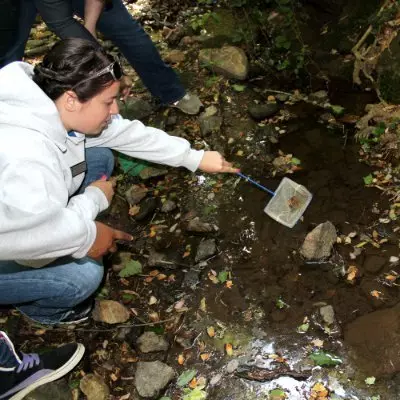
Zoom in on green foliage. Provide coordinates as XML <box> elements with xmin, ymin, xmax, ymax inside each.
<box><xmin>309</xmin><ymin>351</ymin><xmax>342</xmax><ymax>366</ymax></box>
<box><xmin>190</xmin><ymin>11</ymin><xmax>220</xmax><ymax>32</ymax></box>
<box><xmin>118</xmin><ymin>260</ymin><xmax>143</xmax><ymax>278</ymax></box>
<box><xmin>177</xmin><ymin>370</ymin><xmax>197</xmax><ymax>387</ymax></box>
<box><xmin>359</xmin><ymin>122</ymin><xmax>386</xmax><ymax>146</ymax></box>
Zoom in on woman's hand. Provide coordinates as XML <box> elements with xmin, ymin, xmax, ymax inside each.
<box><xmin>89</xmin><ymin>177</ymin><xmax>116</xmax><ymax>204</ymax></box>
<box><xmin>87</xmin><ymin>221</ymin><xmax>133</xmax><ymax>259</ymax></box>
<box><xmin>198</xmin><ymin>151</ymin><xmax>240</xmax><ymax>174</ymax></box>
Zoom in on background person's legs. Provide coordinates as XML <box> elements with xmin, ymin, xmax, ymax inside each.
<box><xmin>33</xmin><ymin>0</ymin><xmax>94</xmax><ymax>40</ymax></box>
<box><xmin>0</xmin><ymin>0</ymin><xmax>37</xmax><ymax>68</ymax></box>
<box><xmin>72</xmin><ymin>0</ymin><xmax>186</xmax><ymax>104</ymax></box>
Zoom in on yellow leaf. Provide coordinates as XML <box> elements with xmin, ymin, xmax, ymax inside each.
<box><xmin>370</xmin><ymin>290</ymin><xmax>383</xmax><ymax>299</ymax></box>
<box><xmin>178</xmin><ymin>354</ymin><xmax>185</xmax><ymax>365</ymax></box>
<box><xmin>207</xmin><ymin>326</ymin><xmax>215</xmax><ymax>337</ymax></box>
<box><xmin>225</xmin><ymin>280</ymin><xmax>233</xmax><ymax>289</ymax></box>
<box><xmin>346</xmin><ymin>265</ymin><xmax>358</xmax><ymax>281</ymax></box>
<box><xmin>144</xmin><ymin>276</ymin><xmax>154</xmax><ymax>283</ymax></box>
<box><xmin>372</xmin><ymin>230</ymin><xmax>379</xmax><ymax>240</ymax></box>
<box><xmin>267</xmin><ymin>95</ymin><xmax>276</xmax><ymax>102</ymax></box>
<box><xmin>311</xmin><ymin>339</ymin><xmax>324</xmax><ymax>348</ymax></box>
<box><xmin>236</xmin><ymin>150</ymin><xmax>244</xmax><ymax>156</ymax></box>
<box><xmin>149</xmin><ymin>270</ymin><xmax>160</xmax><ymax>276</ymax></box>
<box><xmin>385</xmin><ymin>275</ymin><xmax>397</xmax><ymax>282</ymax></box>
<box><xmin>149</xmin><ymin>230</ymin><xmax>156</xmax><ymax>238</ymax></box>
<box><xmin>182</xmin><ymin>251</ymin><xmax>191</xmax><ymax>258</ymax></box>
<box><xmin>200</xmin><ymin>353</ymin><xmax>210</xmax><ymax>361</ymax></box>
<box><xmin>148</xmin><ymin>312</ymin><xmax>160</xmax><ymax>322</ymax></box>
<box><xmin>355</xmin><ymin>241</ymin><xmax>368</xmax><ymax>248</ymax></box>
<box><xmin>157</xmin><ymin>273</ymin><xmax>167</xmax><ymax>281</ymax></box>
<box><xmin>225</xmin><ymin>343</ymin><xmax>233</xmax><ymax>356</ymax></box>
<box><xmin>199</xmin><ymin>297</ymin><xmax>207</xmax><ymax>312</ymax></box>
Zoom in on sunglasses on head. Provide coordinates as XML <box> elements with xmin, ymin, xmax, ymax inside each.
<box><xmin>72</xmin><ymin>59</ymin><xmax>123</xmax><ymax>89</ymax></box>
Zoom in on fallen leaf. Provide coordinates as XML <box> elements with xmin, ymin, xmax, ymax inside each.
<box><xmin>365</xmin><ymin>376</ymin><xmax>376</xmax><ymax>385</ymax></box>
<box><xmin>346</xmin><ymin>265</ymin><xmax>359</xmax><ymax>282</ymax></box>
<box><xmin>199</xmin><ymin>297</ymin><xmax>207</xmax><ymax>312</ymax></box>
<box><xmin>189</xmin><ymin>377</ymin><xmax>197</xmax><ymax>389</ymax></box>
<box><xmin>310</xmin><ymin>382</ymin><xmax>329</xmax><ymax>399</ymax></box>
<box><xmin>311</xmin><ymin>339</ymin><xmax>324</xmax><ymax>348</ymax></box>
<box><xmin>177</xmin><ymin>369</ymin><xmax>197</xmax><ymax>387</ymax></box>
<box><xmin>148</xmin><ymin>312</ymin><xmax>160</xmax><ymax>322</ymax></box>
<box><xmin>119</xmin><ymin>260</ymin><xmax>143</xmax><ymax>278</ymax></box>
<box><xmin>225</xmin><ymin>280</ymin><xmax>233</xmax><ymax>289</ymax></box>
<box><xmin>370</xmin><ymin>290</ymin><xmax>383</xmax><ymax>299</ymax></box>
<box><xmin>309</xmin><ymin>351</ymin><xmax>342</xmax><ymax>366</ymax></box>
<box><xmin>225</xmin><ymin>343</ymin><xmax>233</xmax><ymax>356</ymax></box>
<box><xmin>178</xmin><ymin>354</ymin><xmax>185</xmax><ymax>365</ymax></box>
<box><xmin>157</xmin><ymin>273</ymin><xmax>167</xmax><ymax>281</ymax></box>
<box><xmin>175</xmin><ymin>299</ymin><xmax>186</xmax><ymax>310</ymax></box>
<box><xmin>207</xmin><ymin>326</ymin><xmax>215</xmax><ymax>338</ymax></box>
<box><xmin>149</xmin><ymin>270</ymin><xmax>160</xmax><ymax>277</ymax></box>
<box><xmin>128</xmin><ymin>205</ymin><xmax>140</xmax><ymax>216</ymax></box>
<box><xmin>148</xmin><ymin>296</ymin><xmax>158</xmax><ymax>305</ymax></box>
<box><xmin>200</xmin><ymin>353</ymin><xmax>210</xmax><ymax>361</ymax></box>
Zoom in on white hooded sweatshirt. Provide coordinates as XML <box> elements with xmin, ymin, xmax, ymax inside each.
<box><xmin>0</xmin><ymin>62</ymin><xmax>204</xmax><ymax>267</ymax></box>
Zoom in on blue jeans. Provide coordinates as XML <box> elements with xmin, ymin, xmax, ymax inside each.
<box><xmin>0</xmin><ymin>147</ymin><xmax>114</xmax><ymax>324</ymax></box>
<box><xmin>0</xmin><ymin>0</ymin><xmax>185</xmax><ymax>104</ymax></box>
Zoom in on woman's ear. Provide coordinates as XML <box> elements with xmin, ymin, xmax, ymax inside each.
<box><xmin>63</xmin><ymin>90</ymin><xmax>81</xmax><ymax>112</ymax></box>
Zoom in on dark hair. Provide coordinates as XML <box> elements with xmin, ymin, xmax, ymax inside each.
<box><xmin>33</xmin><ymin>38</ymin><xmax>115</xmax><ymax>102</ymax></box>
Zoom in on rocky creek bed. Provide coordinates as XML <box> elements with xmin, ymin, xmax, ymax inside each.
<box><xmin>1</xmin><ymin>1</ymin><xmax>400</xmax><ymax>399</ymax></box>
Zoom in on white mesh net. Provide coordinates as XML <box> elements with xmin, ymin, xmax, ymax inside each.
<box><xmin>264</xmin><ymin>177</ymin><xmax>312</xmax><ymax>228</ymax></box>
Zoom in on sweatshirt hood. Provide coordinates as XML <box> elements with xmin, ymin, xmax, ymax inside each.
<box><xmin>0</xmin><ymin>62</ymin><xmax>68</xmax><ymax>150</ymax></box>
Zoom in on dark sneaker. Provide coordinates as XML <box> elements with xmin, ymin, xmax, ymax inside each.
<box><xmin>172</xmin><ymin>93</ymin><xmax>203</xmax><ymax>115</ymax></box>
<box><xmin>57</xmin><ymin>300</ymin><xmax>93</xmax><ymax>325</ymax></box>
<box><xmin>0</xmin><ymin>331</ymin><xmax>85</xmax><ymax>400</ymax></box>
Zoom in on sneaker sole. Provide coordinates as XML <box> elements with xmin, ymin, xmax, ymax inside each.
<box><xmin>8</xmin><ymin>343</ymin><xmax>85</xmax><ymax>400</ymax></box>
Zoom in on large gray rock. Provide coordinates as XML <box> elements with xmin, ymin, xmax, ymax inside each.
<box><xmin>195</xmin><ymin>239</ymin><xmax>217</xmax><ymax>262</ymax></box>
<box><xmin>80</xmin><ymin>374</ymin><xmax>110</xmax><ymax>400</ymax></box>
<box><xmin>199</xmin><ymin>115</ymin><xmax>223</xmax><ymax>136</ymax></box>
<box><xmin>199</xmin><ymin>46</ymin><xmax>249</xmax><ymax>80</ymax></box>
<box><xmin>119</xmin><ymin>98</ymin><xmax>153</xmax><ymax>120</ymax></box>
<box><xmin>134</xmin><ymin>361</ymin><xmax>175</xmax><ymax>398</ymax></box>
<box><xmin>248</xmin><ymin>103</ymin><xmax>279</xmax><ymax>121</ymax></box>
<box><xmin>344</xmin><ymin>304</ymin><xmax>400</xmax><ymax>376</ymax></box>
<box><xmin>125</xmin><ymin>184</ymin><xmax>148</xmax><ymax>205</ymax></box>
<box><xmin>300</xmin><ymin>221</ymin><xmax>337</xmax><ymax>260</ymax></box>
<box><xmin>137</xmin><ymin>331</ymin><xmax>169</xmax><ymax>353</ymax></box>
<box><xmin>26</xmin><ymin>379</ymin><xmax>72</xmax><ymax>400</ymax></box>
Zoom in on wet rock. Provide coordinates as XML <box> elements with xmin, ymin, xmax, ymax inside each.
<box><xmin>119</xmin><ymin>98</ymin><xmax>153</xmax><ymax>120</ymax></box>
<box><xmin>363</xmin><ymin>254</ymin><xmax>386</xmax><ymax>274</ymax></box>
<box><xmin>186</xmin><ymin>217</ymin><xmax>216</xmax><ymax>233</ymax></box>
<box><xmin>139</xmin><ymin>166</ymin><xmax>168</xmax><ymax>180</ymax></box>
<box><xmin>183</xmin><ymin>269</ymin><xmax>200</xmax><ymax>288</ymax></box>
<box><xmin>199</xmin><ymin>46</ymin><xmax>249</xmax><ymax>80</ymax></box>
<box><xmin>276</xmin><ymin>93</ymin><xmax>290</xmax><ymax>102</ymax></box>
<box><xmin>300</xmin><ymin>221</ymin><xmax>337</xmax><ymax>260</ymax></box>
<box><xmin>319</xmin><ymin>305</ymin><xmax>335</xmax><ymax>325</ymax></box>
<box><xmin>344</xmin><ymin>304</ymin><xmax>400</xmax><ymax>376</ymax></box>
<box><xmin>164</xmin><ymin>49</ymin><xmax>185</xmax><ymax>64</ymax></box>
<box><xmin>195</xmin><ymin>239</ymin><xmax>217</xmax><ymax>262</ymax></box>
<box><xmin>248</xmin><ymin>103</ymin><xmax>279</xmax><ymax>121</ymax></box>
<box><xmin>202</xmin><ymin>105</ymin><xmax>219</xmax><ymax>118</ymax></box>
<box><xmin>26</xmin><ymin>379</ymin><xmax>72</xmax><ymax>400</ymax></box>
<box><xmin>125</xmin><ymin>184</ymin><xmax>148</xmax><ymax>205</ymax></box>
<box><xmin>134</xmin><ymin>361</ymin><xmax>175</xmax><ymax>398</ymax></box>
<box><xmin>309</xmin><ymin>90</ymin><xmax>329</xmax><ymax>103</ymax></box>
<box><xmin>226</xmin><ymin>359</ymin><xmax>240</xmax><ymax>373</ymax></box>
<box><xmin>147</xmin><ymin>248</ymin><xmax>168</xmax><ymax>267</ymax></box>
<box><xmin>79</xmin><ymin>374</ymin><xmax>110</xmax><ymax>400</ymax></box>
<box><xmin>134</xmin><ymin>198</ymin><xmax>158</xmax><ymax>221</ymax></box>
<box><xmin>199</xmin><ymin>115</ymin><xmax>223</xmax><ymax>136</ymax></box>
<box><xmin>161</xmin><ymin>199</ymin><xmax>177</xmax><ymax>213</ymax></box>
<box><xmin>137</xmin><ymin>331</ymin><xmax>169</xmax><ymax>353</ymax></box>
<box><xmin>92</xmin><ymin>300</ymin><xmax>130</xmax><ymax>324</ymax></box>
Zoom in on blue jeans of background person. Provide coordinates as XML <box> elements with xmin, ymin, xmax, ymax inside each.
<box><xmin>0</xmin><ymin>147</ymin><xmax>114</xmax><ymax>325</ymax></box>
<box><xmin>0</xmin><ymin>0</ymin><xmax>185</xmax><ymax>105</ymax></box>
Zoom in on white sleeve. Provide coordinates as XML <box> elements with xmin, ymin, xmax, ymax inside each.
<box><xmin>85</xmin><ymin>116</ymin><xmax>204</xmax><ymax>172</ymax></box>
<box><xmin>0</xmin><ymin>160</ymin><xmax>100</xmax><ymax>261</ymax></box>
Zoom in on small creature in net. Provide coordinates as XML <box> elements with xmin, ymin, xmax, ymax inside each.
<box><xmin>287</xmin><ymin>195</ymin><xmax>301</xmax><ymax>210</ymax></box>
